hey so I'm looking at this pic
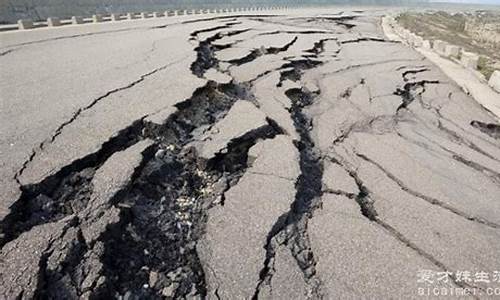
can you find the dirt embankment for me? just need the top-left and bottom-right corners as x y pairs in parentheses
(397, 10), (500, 79)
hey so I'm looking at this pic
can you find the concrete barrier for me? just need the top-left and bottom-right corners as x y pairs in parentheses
(403, 30), (411, 40)
(414, 36), (424, 47)
(47, 17), (61, 27)
(407, 32), (419, 44)
(489, 70), (500, 93)
(416, 36), (424, 47)
(461, 51), (479, 69)
(408, 33), (418, 46)
(433, 40), (447, 55)
(71, 16), (84, 24)
(110, 13), (121, 21)
(445, 45), (460, 57)
(92, 14), (103, 23)
(17, 19), (34, 30)
(422, 40), (431, 49)
(400, 28), (410, 40)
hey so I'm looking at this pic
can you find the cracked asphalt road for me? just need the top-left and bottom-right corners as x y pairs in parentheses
(1, 8), (500, 299)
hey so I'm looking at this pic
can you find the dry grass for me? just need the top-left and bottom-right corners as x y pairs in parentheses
(478, 56), (496, 79)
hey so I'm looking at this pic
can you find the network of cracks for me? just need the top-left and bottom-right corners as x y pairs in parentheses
(2, 12), (500, 300)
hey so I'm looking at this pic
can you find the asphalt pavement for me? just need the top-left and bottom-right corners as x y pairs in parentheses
(1, 7), (499, 299)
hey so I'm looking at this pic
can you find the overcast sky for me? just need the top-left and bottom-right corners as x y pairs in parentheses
(432, 0), (500, 4)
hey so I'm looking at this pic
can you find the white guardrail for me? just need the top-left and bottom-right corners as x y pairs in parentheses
(1, 6), (290, 32)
